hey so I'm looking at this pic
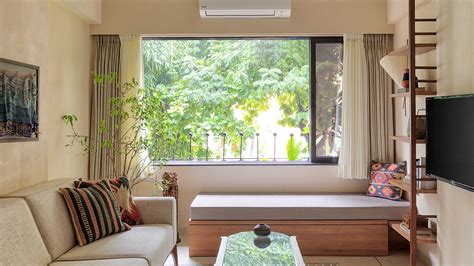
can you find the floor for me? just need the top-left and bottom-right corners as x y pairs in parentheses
(164, 232), (428, 266)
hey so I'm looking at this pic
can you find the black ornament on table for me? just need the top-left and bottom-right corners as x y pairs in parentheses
(253, 223), (271, 236)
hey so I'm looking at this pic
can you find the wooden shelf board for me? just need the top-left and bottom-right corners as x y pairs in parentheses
(388, 44), (436, 56)
(415, 18), (437, 22)
(417, 214), (438, 219)
(417, 189), (437, 194)
(416, 66), (437, 70)
(418, 79), (437, 83)
(391, 91), (437, 98)
(390, 223), (437, 244)
(415, 32), (437, 36)
(389, 136), (426, 143)
(389, 179), (437, 194)
(416, 177), (437, 181)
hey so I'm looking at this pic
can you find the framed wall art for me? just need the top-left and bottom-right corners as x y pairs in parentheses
(0, 58), (39, 141)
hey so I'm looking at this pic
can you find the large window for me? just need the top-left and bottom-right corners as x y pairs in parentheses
(142, 37), (342, 164)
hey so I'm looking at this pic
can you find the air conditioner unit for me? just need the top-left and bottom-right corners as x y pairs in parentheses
(199, 0), (291, 19)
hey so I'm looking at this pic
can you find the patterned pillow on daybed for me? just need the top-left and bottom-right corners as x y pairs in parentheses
(367, 160), (406, 200)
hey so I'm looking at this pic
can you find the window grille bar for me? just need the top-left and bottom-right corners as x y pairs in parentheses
(239, 132), (244, 161)
(172, 134), (177, 161)
(273, 133), (277, 161)
(222, 133), (227, 161)
(205, 133), (210, 161)
(188, 133), (193, 160)
(256, 133), (260, 161)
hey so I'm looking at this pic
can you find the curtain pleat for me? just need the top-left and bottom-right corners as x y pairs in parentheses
(364, 34), (394, 163)
(119, 35), (146, 181)
(338, 34), (370, 179)
(90, 35), (121, 180)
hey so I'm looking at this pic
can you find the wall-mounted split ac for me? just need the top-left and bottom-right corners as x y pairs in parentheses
(199, 0), (291, 19)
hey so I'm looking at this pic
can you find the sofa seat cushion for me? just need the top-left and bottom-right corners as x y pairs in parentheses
(0, 198), (51, 265)
(190, 193), (410, 221)
(49, 258), (148, 266)
(57, 224), (174, 266)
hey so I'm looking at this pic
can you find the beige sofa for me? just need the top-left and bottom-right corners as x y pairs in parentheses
(0, 179), (177, 266)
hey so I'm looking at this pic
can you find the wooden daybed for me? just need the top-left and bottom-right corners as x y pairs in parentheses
(189, 193), (410, 257)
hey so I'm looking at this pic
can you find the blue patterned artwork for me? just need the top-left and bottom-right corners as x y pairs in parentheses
(0, 58), (39, 141)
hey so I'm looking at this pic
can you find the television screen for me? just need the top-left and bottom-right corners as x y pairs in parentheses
(426, 94), (474, 191)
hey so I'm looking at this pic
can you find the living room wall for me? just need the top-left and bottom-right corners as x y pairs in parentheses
(91, 0), (394, 35)
(0, 0), (93, 195)
(392, 0), (474, 265)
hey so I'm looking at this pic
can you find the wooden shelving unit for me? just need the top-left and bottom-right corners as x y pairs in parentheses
(386, 2), (438, 265)
(390, 223), (437, 244)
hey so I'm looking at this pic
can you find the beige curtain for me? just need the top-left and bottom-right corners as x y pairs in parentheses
(119, 35), (147, 181)
(364, 34), (394, 162)
(119, 35), (143, 89)
(338, 34), (370, 179)
(89, 35), (121, 180)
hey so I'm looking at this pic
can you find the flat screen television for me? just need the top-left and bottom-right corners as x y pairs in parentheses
(426, 94), (474, 192)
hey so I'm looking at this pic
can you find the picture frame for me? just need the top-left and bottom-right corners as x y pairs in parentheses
(0, 58), (40, 142)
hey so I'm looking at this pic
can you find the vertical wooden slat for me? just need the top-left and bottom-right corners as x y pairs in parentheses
(408, 0), (418, 265)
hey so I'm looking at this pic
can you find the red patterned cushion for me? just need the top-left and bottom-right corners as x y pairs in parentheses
(367, 160), (406, 201)
(74, 177), (143, 226)
(367, 183), (403, 200)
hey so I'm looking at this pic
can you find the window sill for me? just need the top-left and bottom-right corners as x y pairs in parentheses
(159, 160), (337, 167)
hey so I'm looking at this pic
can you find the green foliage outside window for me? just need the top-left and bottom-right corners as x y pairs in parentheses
(143, 39), (312, 160)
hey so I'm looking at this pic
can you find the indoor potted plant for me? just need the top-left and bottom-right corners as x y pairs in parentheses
(62, 73), (175, 191)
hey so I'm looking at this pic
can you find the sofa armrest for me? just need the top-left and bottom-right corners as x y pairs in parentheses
(134, 197), (177, 243)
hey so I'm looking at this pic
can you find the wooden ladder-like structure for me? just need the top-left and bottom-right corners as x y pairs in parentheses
(387, 0), (438, 265)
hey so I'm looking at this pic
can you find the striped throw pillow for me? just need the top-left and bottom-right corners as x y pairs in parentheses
(60, 180), (131, 246)
(74, 177), (143, 226)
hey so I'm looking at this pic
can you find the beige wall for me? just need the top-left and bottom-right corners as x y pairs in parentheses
(387, 0), (432, 24)
(0, 0), (92, 195)
(136, 165), (368, 230)
(47, 2), (91, 181)
(91, 0), (394, 35)
(436, 0), (474, 265)
(391, 0), (474, 265)
(0, 0), (49, 195)
(52, 0), (102, 24)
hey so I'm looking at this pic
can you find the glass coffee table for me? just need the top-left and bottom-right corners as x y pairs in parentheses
(214, 231), (304, 266)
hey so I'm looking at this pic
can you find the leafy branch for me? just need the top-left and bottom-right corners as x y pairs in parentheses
(62, 74), (171, 190)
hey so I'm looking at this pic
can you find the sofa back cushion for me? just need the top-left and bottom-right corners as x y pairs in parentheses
(5, 178), (76, 260)
(0, 198), (51, 265)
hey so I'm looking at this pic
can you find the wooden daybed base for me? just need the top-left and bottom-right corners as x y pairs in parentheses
(188, 194), (410, 257)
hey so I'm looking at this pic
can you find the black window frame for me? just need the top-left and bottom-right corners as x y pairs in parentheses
(142, 36), (343, 165)
(310, 37), (343, 164)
